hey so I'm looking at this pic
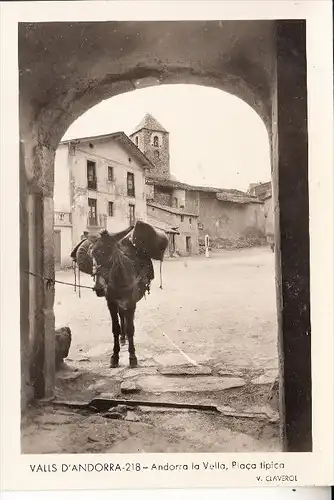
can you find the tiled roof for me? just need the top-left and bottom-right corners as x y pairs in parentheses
(147, 201), (199, 217)
(146, 177), (263, 204)
(248, 181), (272, 200)
(60, 132), (155, 170)
(131, 113), (168, 134)
(146, 216), (180, 234)
(216, 192), (262, 204)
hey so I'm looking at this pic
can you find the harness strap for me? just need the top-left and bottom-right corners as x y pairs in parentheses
(159, 260), (163, 290)
(73, 262), (77, 292)
(78, 267), (81, 298)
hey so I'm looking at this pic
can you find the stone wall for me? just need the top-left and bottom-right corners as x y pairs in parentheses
(153, 186), (173, 207)
(185, 190), (200, 214)
(264, 196), (274, 237)
(197, 192), (266, 248)
(134, 129), (170, 179)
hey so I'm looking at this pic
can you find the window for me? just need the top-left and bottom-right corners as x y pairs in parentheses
(87, 160), (97, 190)
(135, 136), (139, 146)
(181, 215), (184, 222)
(108, 201), (114, 217)
(154, 150), (160, 160)
(129, 204), (135, 226)
(88, 198), (97, 225)
(127, 172), (135, 197)
(153, 135), (159, 147)
(128, 157), (132, 163)
(108, 166), (114, 182)
(189, 217), (192, 225)
(173, 197), (178, 208)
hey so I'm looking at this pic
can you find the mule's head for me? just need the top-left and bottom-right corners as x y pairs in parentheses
(89, 230), (119, 297)
(90, 228), (135, 300)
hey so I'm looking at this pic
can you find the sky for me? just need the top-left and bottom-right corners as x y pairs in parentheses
(63, 84), (271, 191)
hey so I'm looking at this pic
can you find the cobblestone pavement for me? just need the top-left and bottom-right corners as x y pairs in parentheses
(22, 247), (281, 453)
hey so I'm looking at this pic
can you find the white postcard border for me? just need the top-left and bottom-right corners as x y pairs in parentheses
(0, 0), (333, 491)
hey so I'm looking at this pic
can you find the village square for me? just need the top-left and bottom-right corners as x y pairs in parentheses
(22, 109), (279, 454)
(13, 13), (315, 459)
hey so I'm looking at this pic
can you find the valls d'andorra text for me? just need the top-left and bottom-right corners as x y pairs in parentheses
(29, 461), (297, 481)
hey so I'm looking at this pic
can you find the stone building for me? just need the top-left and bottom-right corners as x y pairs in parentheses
(248, 181), (274, 244)
(130, 113), (170, 180)
(146, 176), (266, 250)
(130, 114), (200, 256)
(54, 132), (153, 267)
(147, 202), (199, 256)
(131, 113), (267, 252)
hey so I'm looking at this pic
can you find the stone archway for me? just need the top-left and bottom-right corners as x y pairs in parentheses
(19, 20), (311, 451)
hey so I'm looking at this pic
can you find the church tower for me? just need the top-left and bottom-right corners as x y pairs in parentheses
(130, 113), (170, 179)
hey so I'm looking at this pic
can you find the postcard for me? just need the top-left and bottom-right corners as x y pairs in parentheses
(0, 0), (333, 492)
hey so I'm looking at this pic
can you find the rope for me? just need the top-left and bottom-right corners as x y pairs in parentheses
(24, 270), (94, 290)
(26, 268), (197, 366)
(73, 263), (77, 292)
(159, 260), (163, 289)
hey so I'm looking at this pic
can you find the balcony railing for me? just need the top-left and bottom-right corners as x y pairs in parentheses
(87, 179), (97, 190)
(54, 211), (72, 226)
(87, 214), (107, 228)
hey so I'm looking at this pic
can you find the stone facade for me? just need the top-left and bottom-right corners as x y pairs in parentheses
(130, 114), (170, 180)
(129, 114), (269, 253)
(248, 182), (274, 243)
(196, 191), (266, 248)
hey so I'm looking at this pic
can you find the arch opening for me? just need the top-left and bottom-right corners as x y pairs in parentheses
(19, 20), (311, 454)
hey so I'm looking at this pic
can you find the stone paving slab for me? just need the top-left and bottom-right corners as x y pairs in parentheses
(158, 365), (212, 376)
(121, 381), (140, 394)
(217, 369), (246, 378)
(136, 375), (245, 393)
(154, 353), (213, 367)
(251, 369), (278, 385)
(121, 367), (158, 380)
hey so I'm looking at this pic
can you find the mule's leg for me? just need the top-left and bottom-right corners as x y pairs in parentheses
(107, 300), (121, 368)
(119, 311), (126, 346)
(125, 307), (138, 368)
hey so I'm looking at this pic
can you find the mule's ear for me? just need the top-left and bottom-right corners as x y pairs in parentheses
(100, 229), (109, 239)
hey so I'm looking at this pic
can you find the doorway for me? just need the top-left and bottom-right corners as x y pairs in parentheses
(186, 236), (191, 253)
(169, 233), (175, 255)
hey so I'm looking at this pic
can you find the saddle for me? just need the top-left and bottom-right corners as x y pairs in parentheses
(71, 235), (100, 276)
(131, 220), (168, 261)
(71, 221), (168, 277)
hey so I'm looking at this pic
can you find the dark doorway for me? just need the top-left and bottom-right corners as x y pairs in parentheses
(186, 236), (191, 253)
(169, 233), (175, 255)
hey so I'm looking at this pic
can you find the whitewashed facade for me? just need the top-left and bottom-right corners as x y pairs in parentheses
(54, 132), (153, 267)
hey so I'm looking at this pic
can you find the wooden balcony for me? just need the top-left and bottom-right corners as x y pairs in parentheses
(87, 214), (107, 229)
(87, 179), (97, 190)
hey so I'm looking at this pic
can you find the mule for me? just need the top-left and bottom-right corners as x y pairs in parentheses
(71, 222), (168, 368)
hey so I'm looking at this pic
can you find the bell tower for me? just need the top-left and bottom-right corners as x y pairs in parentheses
(130, 113), (170, 179)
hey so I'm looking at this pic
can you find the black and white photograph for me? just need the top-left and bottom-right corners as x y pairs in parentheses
(0, 0), (333, 492)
